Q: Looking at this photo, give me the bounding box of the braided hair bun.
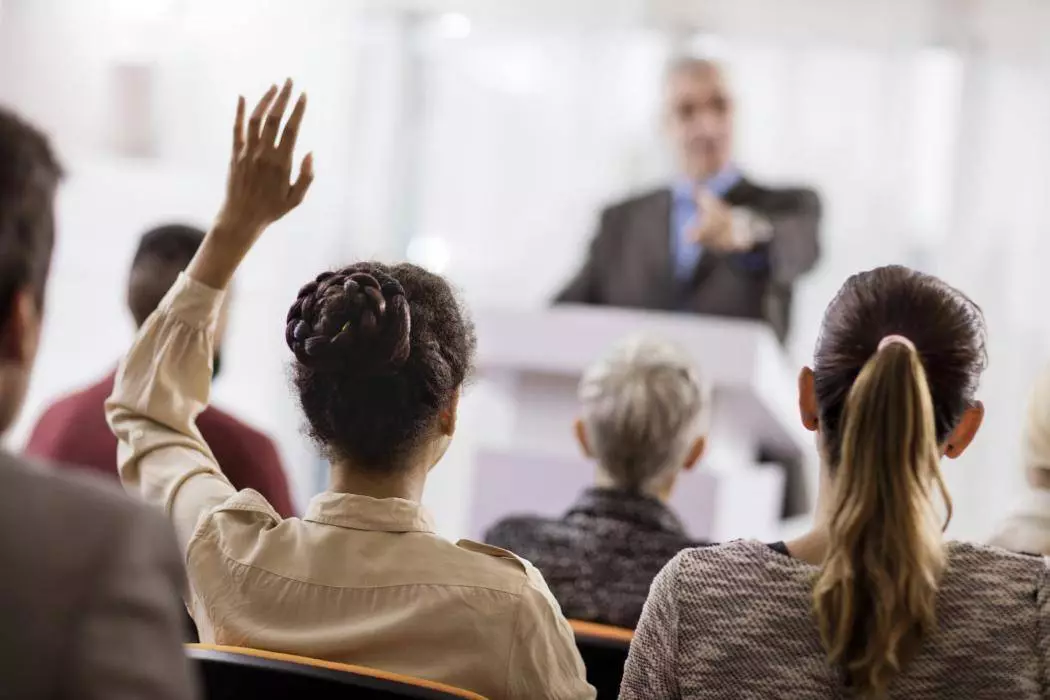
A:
[285,267,411,374]
[288,261,475,470]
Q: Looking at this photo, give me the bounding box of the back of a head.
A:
[811,265,986,697]
[0,107,62,434]
[578,335,705,494]
[0,107,62,330]
[286,262,475,470]
[127,224,205,327]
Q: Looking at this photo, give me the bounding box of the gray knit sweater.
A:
[620,539,1049,699]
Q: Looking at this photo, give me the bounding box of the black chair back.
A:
[187,645,486,700]
[570,620,634,700]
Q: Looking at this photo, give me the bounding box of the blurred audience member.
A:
[990,363,1050,554]
[485,335,707,629]
[556,57,820,343]
[0,107,195,698]
[26,223,295,517]
[108,81,593,700]
[622,266,1050,699]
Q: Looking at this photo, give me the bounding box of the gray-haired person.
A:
[485,335,708,629]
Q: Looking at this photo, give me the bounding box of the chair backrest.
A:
[186,644,487,700]
[569,620,634,700]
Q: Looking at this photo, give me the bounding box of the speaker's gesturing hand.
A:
[190,79,314,289]
[690,190,738,252]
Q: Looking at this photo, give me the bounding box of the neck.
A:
[594,469,673,504]
[786,464,835,565]
[326,433,451,502]
[682,160,728,184]
[328,459,429,502]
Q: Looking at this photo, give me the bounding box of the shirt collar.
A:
[672,163,742,203]
[304,491,437,534]
[565,487,686,535]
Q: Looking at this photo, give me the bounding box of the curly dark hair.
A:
[286,262,476,470]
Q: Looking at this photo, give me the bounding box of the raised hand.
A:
[190,79,314,290]
[218,78,313,237]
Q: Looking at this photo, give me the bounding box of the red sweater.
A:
[25,373,296,518]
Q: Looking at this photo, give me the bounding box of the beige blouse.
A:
[990,362,1050,555]
[106,273,594,700]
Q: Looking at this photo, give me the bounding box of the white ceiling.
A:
[353,0,1050,55]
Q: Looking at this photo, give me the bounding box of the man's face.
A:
[665,65,733,181]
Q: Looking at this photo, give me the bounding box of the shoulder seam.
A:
[189,538,531,596]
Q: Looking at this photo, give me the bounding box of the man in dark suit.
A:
[557,57,820,342]
[0,107,194,698]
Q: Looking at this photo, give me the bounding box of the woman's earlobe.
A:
[438,388,461,437]
[574,418,594,459]
[943,401,984,459]
[798,367,820,432]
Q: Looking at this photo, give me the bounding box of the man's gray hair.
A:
[664,55,724,82]
[578,335,707,493]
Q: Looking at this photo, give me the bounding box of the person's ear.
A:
[944,401,984,459]
[798,367,819,432]
[0,288,41,366]
[573,418,594,459]
[437,387,461,437]
[682,436,706,472]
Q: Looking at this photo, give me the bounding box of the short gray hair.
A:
[579,335,707,493]
[664,55,724,83]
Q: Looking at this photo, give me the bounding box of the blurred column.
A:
[342,10,428,263]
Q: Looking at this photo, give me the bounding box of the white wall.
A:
[0,0,372,509]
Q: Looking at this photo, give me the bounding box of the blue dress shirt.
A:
[670,165,742,281]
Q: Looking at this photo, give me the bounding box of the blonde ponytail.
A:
[813,341,952,698]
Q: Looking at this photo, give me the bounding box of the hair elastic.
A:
[877,334,916,352]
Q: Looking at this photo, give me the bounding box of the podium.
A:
[443,305,813,543]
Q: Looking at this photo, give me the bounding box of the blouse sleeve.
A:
[1025,364,1050,472]
[105,273,238,553]
[619,551,683,699]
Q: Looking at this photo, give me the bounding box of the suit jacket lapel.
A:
[687,245,720,293]
[723,175,758,207]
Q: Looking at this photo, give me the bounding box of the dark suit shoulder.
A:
[589,187,672,254]
[729,178,821,213]
[602,186,672,218]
